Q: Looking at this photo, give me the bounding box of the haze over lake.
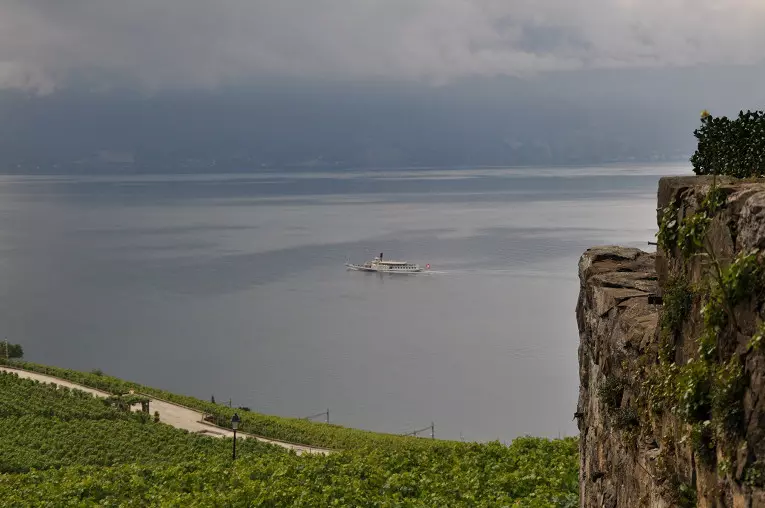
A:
[0,164,688,441]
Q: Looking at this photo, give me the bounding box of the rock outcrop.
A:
[577,246,661,508]
[577,177,765,508]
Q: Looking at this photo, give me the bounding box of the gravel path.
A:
[0,366,333,455]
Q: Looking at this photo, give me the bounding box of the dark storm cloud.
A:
[1,0,764,93]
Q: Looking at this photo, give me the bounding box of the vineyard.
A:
[0,373,123,421]
[0,415,283,473]
[1,360,499,450]
[0,363,579,506]
[0,371,283,474]
[0,438,579,507]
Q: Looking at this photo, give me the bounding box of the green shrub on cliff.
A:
[691,110,765,178]
[660,276,692,335]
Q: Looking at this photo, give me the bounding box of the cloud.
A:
[1,0,764,92]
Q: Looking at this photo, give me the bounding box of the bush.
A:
[612,407,639,430]
[691,110,765,178]
[675,360,712,423]
[597,377,625,410]
[660,276,692,337]
[2,343,23,359]
[711,358,745,437]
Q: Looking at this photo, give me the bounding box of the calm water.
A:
[0,164,690,441]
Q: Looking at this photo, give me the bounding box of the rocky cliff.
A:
[577,176,765,508]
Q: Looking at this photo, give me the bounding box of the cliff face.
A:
[577,177,765,508]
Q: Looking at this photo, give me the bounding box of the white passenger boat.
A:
[346,253,429,274]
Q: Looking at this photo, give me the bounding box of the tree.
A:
[691,109,765,178]
[3,343,23,359]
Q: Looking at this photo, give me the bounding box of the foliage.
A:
[1,360,476,451]
[657,186,728,259]
[700,249,762,361]
[642,361,679,415]
[643,358,712,425]
[718,249,762,306]
[0,372,124,421]
[104,394,150,411]
[656,203,679,252]
[660,276,693,334]
[0,438,579,507]
[701,185,727,215]
[612,407,639,430]
[659,276,693,355]
[691,110,765,178]
[0,365,580,506]
[0,416,280,474]
[673,481,698,508]
[748,322,765,352]
[597,376,624,410]
[690,421,716,467]
[677,212,711,258]
[699,292,726,361]
[711,358,746,438]
[0,372,282,474]
[675,186,728,259]
[647,174,764,499]
[2,343,23,359]
[674,360,712,423]
[745,461,765,488]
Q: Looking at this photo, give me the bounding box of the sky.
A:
[1,0,764,93]
[0,1,764,170]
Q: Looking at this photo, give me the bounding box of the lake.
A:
[0,164,690,441]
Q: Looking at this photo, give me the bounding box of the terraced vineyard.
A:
[0,371,283,473]
[0,363,579,506]
[0,373,123,421]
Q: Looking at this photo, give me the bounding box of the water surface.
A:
[0,164,689,441]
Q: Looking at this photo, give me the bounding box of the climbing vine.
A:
[649,248,759,431]
[656,202,680,253]
[658,276,693,362]
[643,181,765,502]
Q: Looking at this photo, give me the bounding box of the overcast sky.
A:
[1,0,765,93]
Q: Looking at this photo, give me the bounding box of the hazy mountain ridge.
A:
[1,68,762,173]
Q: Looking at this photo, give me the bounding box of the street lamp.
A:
[231,413,240,460]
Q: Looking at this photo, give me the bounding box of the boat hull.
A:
[345,263,423,274]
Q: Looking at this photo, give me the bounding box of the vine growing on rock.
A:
[656,184,727,263]
[643,181,765,501]
[658,275,693,363]
[651,247,760,435]
[657,202,680,253]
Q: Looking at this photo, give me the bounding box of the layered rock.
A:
[577,246,660,508]
[577,177,765,508]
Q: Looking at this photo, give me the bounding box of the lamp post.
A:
[231,413,240,460]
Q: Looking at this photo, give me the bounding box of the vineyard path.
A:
[0,366,333,455]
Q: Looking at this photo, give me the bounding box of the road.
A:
[0,366,333,455]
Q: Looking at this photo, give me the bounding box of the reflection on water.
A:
[0,164,689,441]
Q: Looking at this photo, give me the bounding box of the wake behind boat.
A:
[346,253,430,274]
